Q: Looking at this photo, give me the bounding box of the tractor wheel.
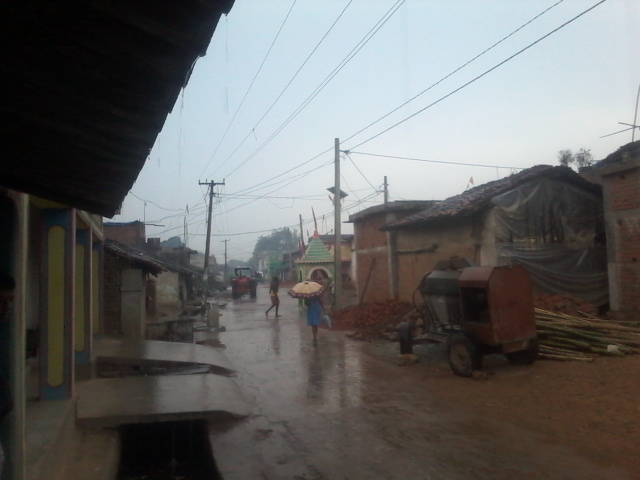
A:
[231,287,239,299]
[250,286,257,298]
[506,339,539,365]
[447,334,481,377]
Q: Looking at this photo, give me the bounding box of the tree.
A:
[250,227,299,268]
[574,148,594,168]
[557,148,594,170]
[558,149,573,167]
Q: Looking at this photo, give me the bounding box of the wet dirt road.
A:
[207,285,632,480]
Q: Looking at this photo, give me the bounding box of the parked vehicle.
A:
[412,257,538,377]
[230,267,257,299]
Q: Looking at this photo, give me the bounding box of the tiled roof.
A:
[104,239,202,276]
[348,200,438,223]
[592,140,640,170]
[104,239,165,275]
[382,165,600,231]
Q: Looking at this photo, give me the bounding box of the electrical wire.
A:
[341,0,566,146]
[195,0,558,209]
[348,151,525,170]
[219,0,406,180]
[344,152,379,190]
[208,0,354,180]
[128,192,184,212]
[200,0,298,178]
[345,0,607,151]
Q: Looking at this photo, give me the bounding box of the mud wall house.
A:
[590,141,640,317]
[0,2,234,479]
[155,247,204,305]
[381,166,607,305]
[103,240,165,339]
[349,201,438,303]
[153,261,202,308]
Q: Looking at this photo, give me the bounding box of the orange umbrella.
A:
[287,281,325,299]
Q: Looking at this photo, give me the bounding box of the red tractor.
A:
[230,267,258,299]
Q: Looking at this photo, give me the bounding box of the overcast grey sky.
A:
[112,0,639,262]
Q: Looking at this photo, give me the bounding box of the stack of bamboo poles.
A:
[536,308,640,362]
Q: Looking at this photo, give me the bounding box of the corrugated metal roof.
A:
[383,165,600,231]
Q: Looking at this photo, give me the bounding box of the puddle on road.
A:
[117,420,222,480]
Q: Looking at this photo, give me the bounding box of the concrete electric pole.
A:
[199,179,225,305]
[333,138,342,311]
[221,239,229,283]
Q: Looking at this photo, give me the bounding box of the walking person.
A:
[305,295,324,346]
[265,276,280,318]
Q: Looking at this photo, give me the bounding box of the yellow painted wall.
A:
[74,245,85,352]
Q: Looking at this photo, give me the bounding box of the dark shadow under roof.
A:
[0,0,234,217]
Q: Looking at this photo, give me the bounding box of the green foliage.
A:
[250,227,299,268]
[557,148,594,169]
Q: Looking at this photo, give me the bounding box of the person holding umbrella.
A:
[288,280,326,346]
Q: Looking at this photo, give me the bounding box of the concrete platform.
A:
[94,338,235,376]
[76,373,251,429]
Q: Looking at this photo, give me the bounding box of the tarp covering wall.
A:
[491,178,608,305]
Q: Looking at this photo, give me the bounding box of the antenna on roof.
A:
[600,82,640,141]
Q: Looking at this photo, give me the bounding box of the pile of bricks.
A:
[332,299,413,331]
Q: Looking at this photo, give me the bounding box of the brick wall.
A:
[599,155,640,314]
[355,216,388,250]
[104,222,146,248]
[609,169,640,212]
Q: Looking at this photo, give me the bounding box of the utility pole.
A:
[333,138,342,311]
[221,239,229,283]
[299,214,306,252]
[199,179,225,305]
[383,176,389,205]
[183,204,189,247]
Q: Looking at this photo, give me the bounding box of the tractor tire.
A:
[506,339,539,365]
[250,286,257,298]
[231,287,239,299]
[447,333,481,377]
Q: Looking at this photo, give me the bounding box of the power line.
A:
[348,151,525,170]
[341,0,566,146]
[219,0,406,180]
[200,0,298,178]
[346,0,607,151]
[207,0,354,180]
[128,192,184,212]
[344,151,379,191]
[196,0,562,207]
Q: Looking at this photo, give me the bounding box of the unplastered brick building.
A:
[592,140,640,316]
